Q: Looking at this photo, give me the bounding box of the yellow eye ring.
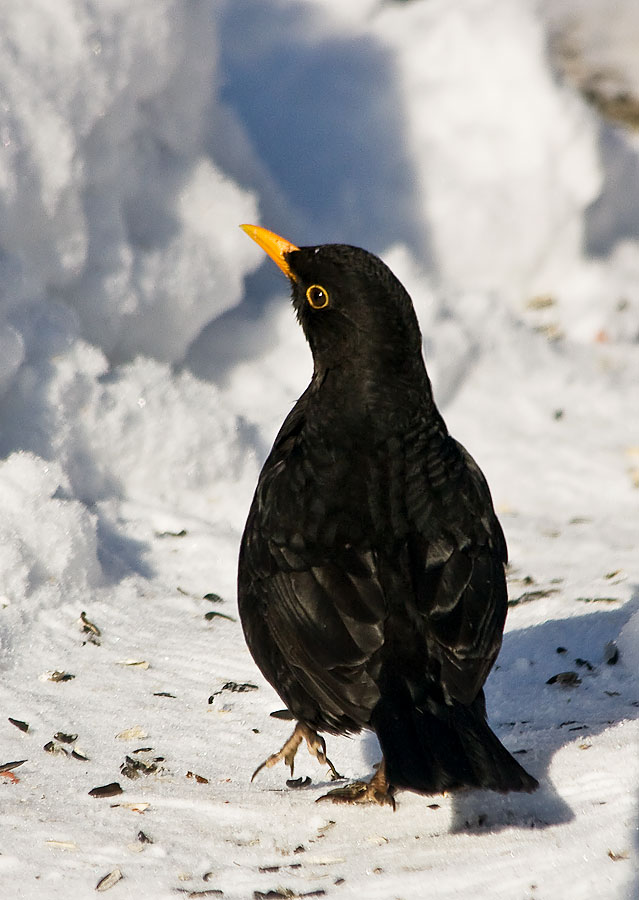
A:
[306,284,329,309]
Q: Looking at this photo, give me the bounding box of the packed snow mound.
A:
[0,336,260,524]
[0,0,261,366]
[369,0,601,302]
[0,452,101,611]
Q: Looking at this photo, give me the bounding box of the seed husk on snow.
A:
[546,672,582,686]
[258,865,302,874]
[604,641,619,665]
[269,709,294,720]
[574,658,595,671]
[44,741,68,756]
[186,771,209,784]
[43,670,75,683]
[253,890,326,899]
[576,597,619,604]
[54,732,78,744]
[89,782,124,798]
[79,610,101,638]
[220,682,258,694]
[44,732,88,759]
[208,682,258,703]
[508,588,559,607]
[114,801,149,813]
[608,850,629,862]
[8,717,29,732]
[286,776,312,788]
[120,754,162,779]
[45,840,78,851]
[204,611,236,622]
[116,726,148,741]
[0,759,27,773]
[175,891,224,898]
[527,294,556,310]
[96,868,123,892]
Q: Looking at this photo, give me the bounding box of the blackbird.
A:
[237,224,538,805]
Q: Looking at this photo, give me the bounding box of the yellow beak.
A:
[240,224,299,281]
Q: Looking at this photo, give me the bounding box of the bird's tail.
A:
[371,680,538,795]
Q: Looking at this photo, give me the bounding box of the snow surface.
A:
[0,0,638,897]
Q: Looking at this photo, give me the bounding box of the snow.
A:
[0,0,637,897]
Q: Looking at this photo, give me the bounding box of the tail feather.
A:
[371,683,538,795]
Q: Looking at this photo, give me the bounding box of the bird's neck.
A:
[308,355,441,439]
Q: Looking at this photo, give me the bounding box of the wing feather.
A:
[405,434,509,706]
[238,394,386,729]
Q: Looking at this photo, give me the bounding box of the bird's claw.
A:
[317,780,396,809]
[251,721,342,783]
[316,758,395,808]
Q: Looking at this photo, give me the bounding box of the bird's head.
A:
[241,225,423,376]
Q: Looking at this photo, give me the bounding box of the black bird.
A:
[237,224,538,805]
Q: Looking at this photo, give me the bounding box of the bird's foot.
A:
[316,758,395,809]
[251,721,342,782]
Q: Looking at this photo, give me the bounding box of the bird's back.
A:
[240,366,501,717]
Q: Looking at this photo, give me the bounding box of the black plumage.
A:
[237,225,538,805]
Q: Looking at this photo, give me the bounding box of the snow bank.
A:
[0,452,100,609]
[371,0,601,305]
[0,0,261,368]
[0,0,266,590]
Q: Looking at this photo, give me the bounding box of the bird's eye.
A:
[306,284,329,309]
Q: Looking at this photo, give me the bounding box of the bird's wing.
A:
[238,394,386,731]
[405,435,509,705]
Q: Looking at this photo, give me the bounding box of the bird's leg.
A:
[251,721,342,782]
[316,757,396,809]
[301,724,343,780]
